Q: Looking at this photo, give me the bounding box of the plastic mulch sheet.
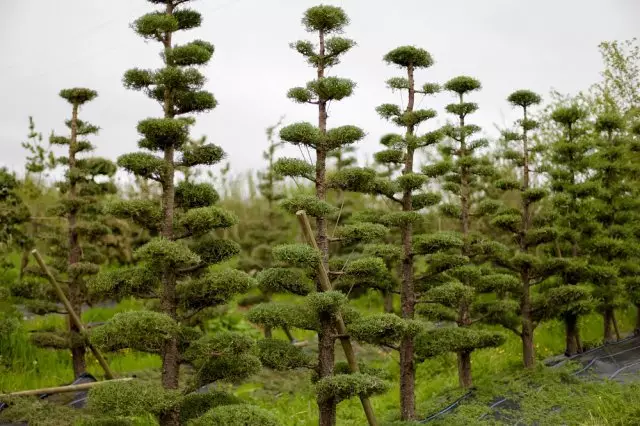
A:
[422,334,640,423]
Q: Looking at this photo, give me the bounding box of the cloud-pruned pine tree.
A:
[334,45,443,420]
[544,104,595,355]
[12,89,117,379]
[248,6,388,426]
[414,76,507,388]
[491,90,564,368]
[373,46,442,420]
[87,2,271,425]
[588,110,640,342]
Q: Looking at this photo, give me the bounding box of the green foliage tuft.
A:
[88,380,181,418]
[444,76,481,95]
[179,206,238,236]
[135,237,200,267]
[315,373,390,403]
[180,391,242,425]
[302,5,349,33]
[256,267,314,296]
[91,311,180,354]
[257,338,313,370]
[59,87,98,105]
[281,195,336,217]
[337,223,387,245]
[383,45,433,68]
[507,89,542,108]
[175,181,219,209]
[178,270,255,312]
[272,244,320,268]
[187,404,278,426]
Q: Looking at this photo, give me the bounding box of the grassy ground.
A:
[2,289,640,425]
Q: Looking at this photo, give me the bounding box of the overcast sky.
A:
[1,0,638,180]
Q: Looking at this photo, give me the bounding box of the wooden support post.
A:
[31,249,115,380]
[296,210,378,426]
[0,378,132,398]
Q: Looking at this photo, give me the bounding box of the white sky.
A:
[1,0,638,179]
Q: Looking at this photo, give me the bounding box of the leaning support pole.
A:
[0,378,133,398]
[296,210,378,426]
[31,249,115,380]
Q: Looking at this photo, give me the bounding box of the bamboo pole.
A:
[0,378,132,398]
[296,210,378,426]
[31,249,116,380]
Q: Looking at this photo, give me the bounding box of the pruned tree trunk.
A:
[399,63,417,421]
[521,273,535,368]
[457,351,472,388]
[67,102,86,378]
[603,308,615,343]
[565,314,581,356]
[158,5,180,425]
[612,310,621,341]
[317,312,336,426]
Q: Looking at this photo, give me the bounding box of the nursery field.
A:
[1,0,640,425]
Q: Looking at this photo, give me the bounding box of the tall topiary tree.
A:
[544,104,595,355]
[249,6,389,425]
[15,88,117,378]
[416,76,507,388]
[335,45,443,420]
[373,46,442,420]
[587,111,640,342]
[88,2,262,425]
[491,90,564,368]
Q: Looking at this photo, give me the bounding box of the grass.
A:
[2,285,640,425]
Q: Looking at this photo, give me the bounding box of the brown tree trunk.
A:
[283,326,296,343]
[457,92,476,387]
[519,106,536,369]
[158,5,180,426]
[19,249,30,281]
[67,102,86,378]
[399,63,417,421]
[521,274,535,368]
[317,312,336,426]
[457,351,472,388]
[612,310,621,341]
[635,304,640,336]
[565,314,580,356]
[603,308,615,343]
[314,28,337,426]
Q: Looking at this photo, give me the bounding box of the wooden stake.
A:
[31,249,115,380]
[0,378,132,398]
[296,210,378,426]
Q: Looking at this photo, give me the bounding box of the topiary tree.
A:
[543,104,595,355]
[12,88,117,378]
[415,76,507,388]
[248,6,389,425]
[587,110,640,342]
[491,90,564,368]
[87,1,259,425]
[371,45,442,420]
[329,44,444,420]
